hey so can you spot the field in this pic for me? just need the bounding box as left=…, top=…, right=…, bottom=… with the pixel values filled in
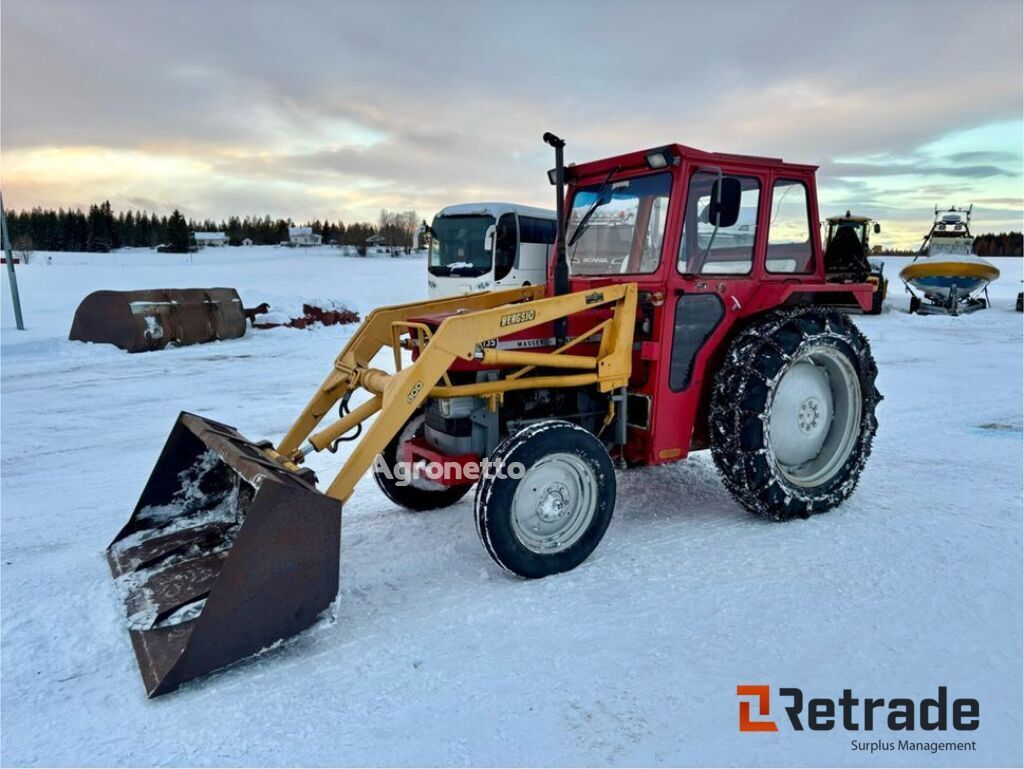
left=1, top=248, right=1022, bottom=766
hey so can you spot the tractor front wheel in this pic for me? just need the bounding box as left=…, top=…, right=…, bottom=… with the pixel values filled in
left=709, top=308, right=880, bottom=521
left=373, top=413, right=473, bottom=511
left=475, top=421, right=615, bottom=578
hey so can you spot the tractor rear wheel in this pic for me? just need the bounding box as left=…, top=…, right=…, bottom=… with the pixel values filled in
left=709, top=308, right=880, bottom=521
left=475, top=420, right=615, bottom=578
left=373, top=413, right=473, bottom=511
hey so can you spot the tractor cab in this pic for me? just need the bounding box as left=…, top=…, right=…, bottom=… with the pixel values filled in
left=413, top=144, right=875, bottom=464
left=822, top=211, right=887, bottom=313
left=823, top=212, right=876, bottom=275
left=542, top=144, right=875, bottom=460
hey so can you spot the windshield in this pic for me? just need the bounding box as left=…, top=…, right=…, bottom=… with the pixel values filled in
left=832, top=222, right=867, bottom=246
left=566, top=172, right=671, bottom=276
left=428, top=214, right=495, bottom=277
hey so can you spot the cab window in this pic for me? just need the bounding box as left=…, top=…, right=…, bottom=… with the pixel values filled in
left=567, top=172, right=672, bottom=276
left=767, top=179, right=814, bottom=273
left=678, top=172, right=760, bottom=275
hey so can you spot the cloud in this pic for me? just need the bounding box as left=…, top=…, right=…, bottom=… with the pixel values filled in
left=823, top=161, right=1015, bottom=179
left=949, top=150, right=1022, bottom=164
left=1, top=0, right=1022, bottom=245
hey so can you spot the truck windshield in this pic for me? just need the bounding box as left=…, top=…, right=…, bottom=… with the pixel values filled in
left=566, top=172, right=671, bottom=276
left=428, top=214, right=495, bottom=278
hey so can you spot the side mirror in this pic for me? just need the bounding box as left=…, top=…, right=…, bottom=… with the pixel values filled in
left=708, top=177, right=741, bottom=228
left=483, top=224, right=496, bottom=252
left=873, top=223, right=881, bottom=234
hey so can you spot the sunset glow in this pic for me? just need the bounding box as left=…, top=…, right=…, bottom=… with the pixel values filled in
left=2, top=0, right=1021, bottom=248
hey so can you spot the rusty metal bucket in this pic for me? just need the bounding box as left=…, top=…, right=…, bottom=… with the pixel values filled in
left=70, top=288, right=247, bottom=352
left=108, top=413, right=341, bottom=696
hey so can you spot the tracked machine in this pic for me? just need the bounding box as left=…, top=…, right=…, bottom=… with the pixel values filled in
left=109, top=135, right=881, bottom=696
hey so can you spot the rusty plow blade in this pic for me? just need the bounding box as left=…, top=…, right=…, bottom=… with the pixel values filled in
left=107, top=413, right=341, bottom=697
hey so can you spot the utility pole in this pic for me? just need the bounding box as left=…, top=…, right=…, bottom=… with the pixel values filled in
left=0, top=193, right=25, bottom=330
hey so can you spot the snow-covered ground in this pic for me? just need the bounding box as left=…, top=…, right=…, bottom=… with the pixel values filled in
left=2, top=247, right=1021, bottom=767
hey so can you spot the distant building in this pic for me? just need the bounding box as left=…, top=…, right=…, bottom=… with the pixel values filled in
left=242, top=237, right=254, bottom=246
left=194, top=231, right=229, bottom=247
left=366, top=234, right=387, bottom=246
left=288, top=226, right=322, bottom=247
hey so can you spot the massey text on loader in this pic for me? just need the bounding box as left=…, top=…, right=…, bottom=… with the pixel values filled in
left=108, top=134, right=882, bottom=696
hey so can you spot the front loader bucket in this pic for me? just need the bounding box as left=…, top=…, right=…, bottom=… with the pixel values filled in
left=70, top=288, right=247, bottom=352
left=107, top=413, right=341, bottom=696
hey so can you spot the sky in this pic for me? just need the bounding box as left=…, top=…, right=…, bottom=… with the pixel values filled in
left=2, top=0, right=1022, bottom=248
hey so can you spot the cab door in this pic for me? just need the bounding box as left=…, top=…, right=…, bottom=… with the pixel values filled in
left=651, top=165, right=768, bottom=462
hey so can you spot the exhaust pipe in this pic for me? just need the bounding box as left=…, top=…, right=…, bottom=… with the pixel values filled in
left=544, top=132, right=569, bottom=342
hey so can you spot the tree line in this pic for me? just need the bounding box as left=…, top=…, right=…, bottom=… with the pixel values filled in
left=874, top=232, right=1023, bottom=256
left=972, top=232, right=1022, bottom=256
left=4, top=202, right=422, bottom=253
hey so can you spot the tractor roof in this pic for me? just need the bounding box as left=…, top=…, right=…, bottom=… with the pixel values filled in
left=826, top=215, right=872, bottom=223
left=565, top=143, right=818, bottom=181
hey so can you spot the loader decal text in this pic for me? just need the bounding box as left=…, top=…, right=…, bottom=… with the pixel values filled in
left=406, top=381, right=423, bottom=403
left=500, top=309, right=536, bottom=327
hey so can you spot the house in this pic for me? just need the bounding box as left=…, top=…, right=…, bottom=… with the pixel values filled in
left=194, top=231, right=229, bottom=247
left=288, top=226, right=322, bottom=247
left=241, top=237, right=254, bottom=246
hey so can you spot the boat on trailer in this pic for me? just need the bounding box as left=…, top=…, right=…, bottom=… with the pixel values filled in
left=899, top=205, right=999, bottom=315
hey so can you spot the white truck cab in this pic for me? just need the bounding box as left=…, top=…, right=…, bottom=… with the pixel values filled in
left=426, top=202, right=556, bottom=299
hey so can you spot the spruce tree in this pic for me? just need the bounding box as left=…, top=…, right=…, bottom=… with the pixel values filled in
left=166, top=210, right=191, bottom=252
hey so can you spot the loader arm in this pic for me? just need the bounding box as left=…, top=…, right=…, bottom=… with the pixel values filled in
left=276, top=283, right=638, bottom=503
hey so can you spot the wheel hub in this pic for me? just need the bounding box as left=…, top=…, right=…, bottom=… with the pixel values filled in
left=510, top=454, right=598, bottom=554
left=536, top=482, right=570, bottom=523
left=797, top=396, right=823, bottom=433
left=767, top=345, right=862, bottom=488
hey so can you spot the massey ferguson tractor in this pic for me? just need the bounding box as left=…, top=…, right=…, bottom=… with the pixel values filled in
left=108, top=134, right=881, bottom=696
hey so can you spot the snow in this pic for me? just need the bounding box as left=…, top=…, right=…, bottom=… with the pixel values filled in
left=1, top=246, right=1022, bottom=766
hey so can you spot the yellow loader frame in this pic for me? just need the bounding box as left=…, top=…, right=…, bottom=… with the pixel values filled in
left=268, top=283, right=638, bottom=502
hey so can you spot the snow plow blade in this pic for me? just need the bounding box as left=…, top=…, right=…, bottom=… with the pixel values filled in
left=70, top=288, right=247, bottom=352
left=107, top=413, right=341, bottom=697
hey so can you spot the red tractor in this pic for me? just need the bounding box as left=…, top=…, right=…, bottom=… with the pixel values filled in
left=110, top=134, right=882, bottom=695
left=385, top=135, right=883, bottom=571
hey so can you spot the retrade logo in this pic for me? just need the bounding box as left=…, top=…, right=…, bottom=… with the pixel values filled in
left=736, top=685, right=979, bottom=733
left=737, top=685, right=778, bottom=732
